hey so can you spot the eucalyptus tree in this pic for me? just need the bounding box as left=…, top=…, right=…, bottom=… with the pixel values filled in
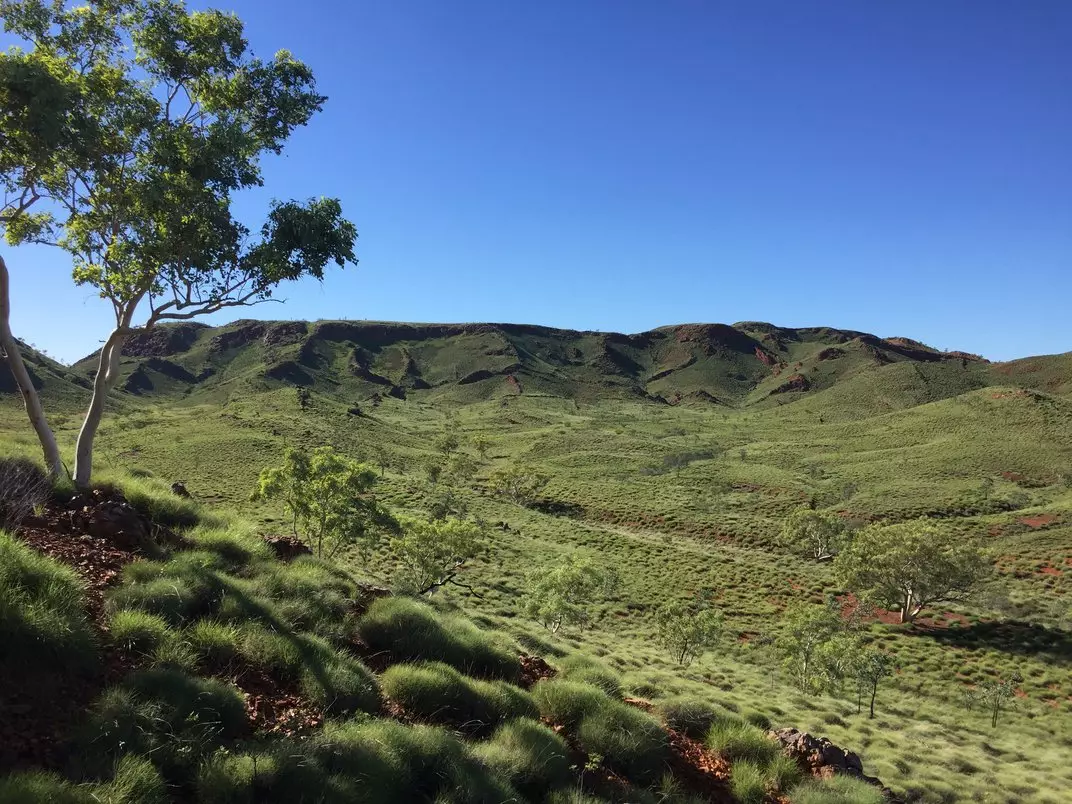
left=0, top=0, right=356, bottom=486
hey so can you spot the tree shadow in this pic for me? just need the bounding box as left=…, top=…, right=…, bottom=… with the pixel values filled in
left=922, top=620, right=1072, bottom=662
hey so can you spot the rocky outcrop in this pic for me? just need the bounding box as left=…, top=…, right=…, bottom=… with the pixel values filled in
left=770, top=373, right=810, bottom=394
left=769, top=728, right=902, bottom=802
left=123, top=323, right=205, bottom=357
left=262, top=534, right=312, bottom=560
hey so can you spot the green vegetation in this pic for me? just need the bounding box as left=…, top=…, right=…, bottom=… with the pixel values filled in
left=779, top=507, right=849, bottom=561
left=473, top=719, right=573, bottom=799
left=521, top=554, right=620, bottom=633
left=654, top=598, right=723, bottom=666
left=834, top=518, right=991, bottom=623
left=2, top=312, right=1072, bottom=802
left=253, top=446, right=393, bottom=559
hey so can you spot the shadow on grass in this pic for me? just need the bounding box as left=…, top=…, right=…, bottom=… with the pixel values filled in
left=922, top=620, right=1072, bottom=661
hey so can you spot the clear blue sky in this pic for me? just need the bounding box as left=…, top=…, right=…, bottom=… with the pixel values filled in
left=6, top=0, right=1071, bottom=363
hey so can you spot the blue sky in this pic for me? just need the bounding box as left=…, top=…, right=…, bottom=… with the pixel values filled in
left=5, top=0, right=1071, bottom=363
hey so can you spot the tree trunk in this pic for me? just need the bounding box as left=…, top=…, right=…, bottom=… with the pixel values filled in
left=73, top=328, right=127, bottom=488
left=0, top=255, right=64, bottom=478
left=869, top=685, right=877, bottom=718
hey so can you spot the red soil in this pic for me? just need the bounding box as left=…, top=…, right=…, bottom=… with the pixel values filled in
left=1019, top=514, right=1059, bottom=528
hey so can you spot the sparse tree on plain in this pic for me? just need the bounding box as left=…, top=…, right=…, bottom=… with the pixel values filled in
left=777, top=599, right=846, bottom=694
left=779, top=507, right=849, bottom=561
left=853, top=648, right=895, bottom=718
left=834, top=519, right=990, bottom=624
left=390, top=516, right=486, bottom=596
left=654, top=599, right=724, bottom=667
left=489, top=466, right=550, bottom=506
left=521, top=555, right=620, bottom=633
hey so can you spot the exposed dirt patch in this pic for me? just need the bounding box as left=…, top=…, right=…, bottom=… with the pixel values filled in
left=1019, top=514, right=1059, bottom=529
left=838, top=594, right=901, bottom=625
left=1040, top=565, right=1062, bottom=577
left=519, top=654, right=557, bottom=688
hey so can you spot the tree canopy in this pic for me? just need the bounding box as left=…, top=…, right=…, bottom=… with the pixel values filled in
left=0, top=0, right=356, bottom=485
left=521, top=555, right=620, bottom=634
left=833, top=519, right=990, bottom=624
left=779, top=507, right=849, bottom=561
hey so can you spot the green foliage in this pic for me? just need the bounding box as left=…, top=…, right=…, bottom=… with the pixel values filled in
left=489, top=465, right=550, bottom=506
left=834, top=518, right=991, bottom=623
left=852, top=648, right=895, bottom=718
left=776, top=599, right=846, bottom=694
left=521, top=554, right=619, bottom=633
left=657, top=697, right=733, bottom=740
left=473, top=719, right=573, bottom=799
left=381, top=661, right=537, bottom=735
left=779, top=507, right=848, bottom=560
left=109, top=609, right=170, bottom=656
left=0, top=456, right=49, bottom=530
left=532, top=680, right=609, bottom=730
left=705, top=718, right=780, bottom=765
left=357, top=596, right=521, bottom=680
left=0, top=756, right=166, bottom=804
left=558, top=654, right=623, bottom=697
left=654, top=598, right=723, bottom=666
left=253, top=446, right=393, bottom=560
left=389, top=516, right=485, bottom=595
left=789, top=775, right=886, bottom=804
left=977, top=672, right=1024, bottom=728
left=0, top=530, right=96, bottom=676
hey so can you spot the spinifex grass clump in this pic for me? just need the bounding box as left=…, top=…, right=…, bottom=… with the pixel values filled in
left=557, top=653, right=624, bottom=697
left=533, top=678, right=670, bottom=785
left=474, top=718, right=573, bottom=799
left=357, top=596, right=521, bottom=681
left=0, top=756, right=166, bottom=804
left=196, top=719, right=518, bottom=804
left=0, top=530, right=97, bottom=677
left=656, top=697, right=733, bottom=740
left=381, top=661, right=537, bottom=734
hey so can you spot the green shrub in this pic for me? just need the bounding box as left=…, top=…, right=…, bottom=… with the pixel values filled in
left=382, top=662, right=535, bottom=734
left=730, top=760, right=767, bottom=804
left=0, top=531, right=96, bottom=676
left=77, top=668, right=247, bottom=784
left=474, top=719, right=572, bottom=798
left=789, top=775, right=886, bottom=804
left=358, top=597, right=520, bottom=680
left=532, top=679, right=608, bottom=729
left=657, top=697, right=731, bottom=740
left=109, top=609, right=170, bottom=655
left=558, top=654, right=623, bottom=697
left=706, top=719, right=780, bottom=765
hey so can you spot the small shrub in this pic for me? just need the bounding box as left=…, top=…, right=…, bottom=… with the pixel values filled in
left=357, top=597, right=520, bottom=680
left=706, top=719, right=780, bottom=765
left=657, top=697, right=731, bottom=740
left=789, top=775, right=886, bottom=804
left=382, top=662, right=535, bottom=734
left=109, top=609, right=170, bottom=655
left=766, top=753, right=805, bottom=792
left=558, top=654, right=623, bottom=697
left=474, top=718, right=572, bottom=798
left=730, top=760, right=767, bottom=804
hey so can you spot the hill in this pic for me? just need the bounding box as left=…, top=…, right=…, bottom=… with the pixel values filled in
left=3, top=318, right=1072, bottom=803
left=63, top=318, right=1050, bottom=413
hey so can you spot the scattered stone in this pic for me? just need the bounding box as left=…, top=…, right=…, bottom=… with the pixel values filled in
left=170, top=481, right=191, bottom=498
left=518, top=654, right=556, bottom=688
left=769, top=727, right=903, bottom=802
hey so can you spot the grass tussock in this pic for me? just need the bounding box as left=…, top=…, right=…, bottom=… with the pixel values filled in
left=557, top=653, right=623, bottom=697
left=0, top=530, right=97, bottom=677
left=357, top=596, right=521, bottom=681
left=0, top=756, right=166, bottom=804
left=789, top=775, right=887, bottom=804
left=657, top=697, right=733, bottom=740
left=381, top=661, right=536, bottom=734
left=705, top=717, right=780, bottom=765
left=534, top=678, right=669, bottom=784
left=473, top=718, right=573, bottom=799
left=196, top=719, right=518, bottom=804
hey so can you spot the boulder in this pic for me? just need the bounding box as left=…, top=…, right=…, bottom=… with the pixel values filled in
left=768, top=728, right=902, bottom=802
left=263, top=534, right=313, bottom=560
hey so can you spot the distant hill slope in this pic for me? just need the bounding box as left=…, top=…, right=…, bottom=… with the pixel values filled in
left=60, top=318, right=1065, bottom=412
left=1, top=340, right=90, bottom=405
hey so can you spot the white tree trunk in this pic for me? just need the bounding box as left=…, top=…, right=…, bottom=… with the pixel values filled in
left=0, top=255, right=64, bottom=478
left=73, top=329, right=127, bottom=488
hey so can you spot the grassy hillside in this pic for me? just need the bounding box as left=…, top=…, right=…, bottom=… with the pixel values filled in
left=3, top=319, right=1071, bottom=802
